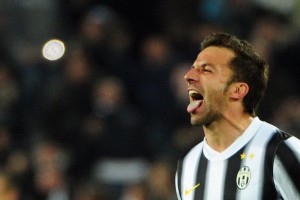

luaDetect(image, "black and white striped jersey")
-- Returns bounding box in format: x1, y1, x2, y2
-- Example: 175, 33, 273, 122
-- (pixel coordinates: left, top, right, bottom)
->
175, 117, 300, 200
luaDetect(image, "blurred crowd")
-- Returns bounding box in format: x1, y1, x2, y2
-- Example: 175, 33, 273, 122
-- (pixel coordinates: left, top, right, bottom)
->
0, 0, 300, 199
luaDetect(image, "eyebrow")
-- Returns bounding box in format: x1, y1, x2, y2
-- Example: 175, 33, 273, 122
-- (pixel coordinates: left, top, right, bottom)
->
191, 63, 208, 69
200, 62, 215, 68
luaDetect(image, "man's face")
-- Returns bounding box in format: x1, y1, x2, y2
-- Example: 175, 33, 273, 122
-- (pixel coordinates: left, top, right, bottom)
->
184, 46, 235, 126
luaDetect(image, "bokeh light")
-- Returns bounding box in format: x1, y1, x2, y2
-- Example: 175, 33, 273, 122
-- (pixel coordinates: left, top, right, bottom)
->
42, 39, 65, 61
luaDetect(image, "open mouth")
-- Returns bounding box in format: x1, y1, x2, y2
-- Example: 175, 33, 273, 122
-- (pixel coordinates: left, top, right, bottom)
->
187, 90, 204, 113
189, 90, 203, 101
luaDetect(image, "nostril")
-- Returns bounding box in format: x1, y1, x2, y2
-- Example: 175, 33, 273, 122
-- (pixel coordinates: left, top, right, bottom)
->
184, 72, 197, 83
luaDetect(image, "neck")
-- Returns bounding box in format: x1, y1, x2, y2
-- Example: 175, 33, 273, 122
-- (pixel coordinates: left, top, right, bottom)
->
203, 114, 253, 152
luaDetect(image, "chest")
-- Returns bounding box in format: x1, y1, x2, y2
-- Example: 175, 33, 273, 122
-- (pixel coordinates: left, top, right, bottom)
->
180, 148, 272, 200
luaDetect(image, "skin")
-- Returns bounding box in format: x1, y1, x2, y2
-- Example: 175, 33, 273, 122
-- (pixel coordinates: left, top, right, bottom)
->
185, 46, 252, 152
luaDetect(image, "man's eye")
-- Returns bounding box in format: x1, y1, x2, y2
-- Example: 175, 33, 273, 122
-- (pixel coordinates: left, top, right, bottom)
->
202, 68, 212, 72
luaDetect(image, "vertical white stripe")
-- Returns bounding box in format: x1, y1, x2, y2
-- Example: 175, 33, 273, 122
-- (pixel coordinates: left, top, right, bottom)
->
274, 156, 300, 199
237, 122, 277, 200
285, 137, 300, 163
204, 161, 227, 200
181, 143, 203, 200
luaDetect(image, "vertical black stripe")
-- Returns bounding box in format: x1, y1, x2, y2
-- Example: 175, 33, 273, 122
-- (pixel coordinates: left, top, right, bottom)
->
276, 141, 300, 194
262, 130, 290, 199
177, 160, 183, 199
223, 147, 245, 200
194, 151, 208, 199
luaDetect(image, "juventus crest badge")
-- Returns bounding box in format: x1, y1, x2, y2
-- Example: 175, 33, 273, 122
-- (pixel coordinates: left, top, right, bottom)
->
236, 166, 251, 189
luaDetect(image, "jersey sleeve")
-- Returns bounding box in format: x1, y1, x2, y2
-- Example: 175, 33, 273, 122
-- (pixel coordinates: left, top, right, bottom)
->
273, 136, 300, 199
175, 171, 182, 200
175, 158, 184, 200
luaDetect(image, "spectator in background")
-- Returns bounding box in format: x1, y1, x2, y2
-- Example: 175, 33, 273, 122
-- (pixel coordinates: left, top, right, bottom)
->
0, 125, 13, 166
120, 183, 148, 200
135, 34, 176, 157
247, 15, 298, 120
0, 1, 64, 142
73, 179, 112, 200
147, 158, 177, 200
78, 5, 135, 77
76, 5, 139, 103
270, 97, 300, 138
0, 172, 19, 200
3, 150, 32, 199
168, 62, 192, 128
70, 75, 148, 198
197, 0, 255, 38
170, 125, 203, 159
163, 62, 199, 157
0, 63, 21, 144
31, 141, 71, 200
40, 43, 95, 148
119, 158, 177, 200
85, 75, 145, 158
0, 125, 33, 199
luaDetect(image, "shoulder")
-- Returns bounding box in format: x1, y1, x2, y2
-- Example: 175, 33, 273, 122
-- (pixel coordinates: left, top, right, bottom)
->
273, 133, 300, 198
177, 141, 204, 170
182, 142, 204, 161
285, 135, 300, 149
275, 134, 300, 162
257, 121, 290, 143
272, 129, 300, 176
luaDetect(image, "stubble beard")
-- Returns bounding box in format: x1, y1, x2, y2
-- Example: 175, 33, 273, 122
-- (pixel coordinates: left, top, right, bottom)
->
190, 93, 226, 127
190, 109, 221, 127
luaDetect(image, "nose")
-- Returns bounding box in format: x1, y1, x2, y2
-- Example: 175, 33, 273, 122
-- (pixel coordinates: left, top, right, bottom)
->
184, 68, 198, 84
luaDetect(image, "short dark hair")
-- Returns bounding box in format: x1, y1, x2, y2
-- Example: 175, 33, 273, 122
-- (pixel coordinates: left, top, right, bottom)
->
201, 32, 269, 116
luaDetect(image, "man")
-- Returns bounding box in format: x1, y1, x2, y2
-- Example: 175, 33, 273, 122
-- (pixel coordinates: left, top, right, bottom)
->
175, 32, 300, 200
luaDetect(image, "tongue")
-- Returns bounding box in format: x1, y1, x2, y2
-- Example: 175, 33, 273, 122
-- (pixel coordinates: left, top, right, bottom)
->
187, 100, 202, 113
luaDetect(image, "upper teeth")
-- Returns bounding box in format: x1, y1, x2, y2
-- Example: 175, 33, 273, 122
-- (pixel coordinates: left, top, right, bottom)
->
189, 90, 199, 96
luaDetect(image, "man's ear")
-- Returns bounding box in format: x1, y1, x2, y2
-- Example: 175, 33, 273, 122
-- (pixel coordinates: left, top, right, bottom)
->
229, 82, 249, 100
